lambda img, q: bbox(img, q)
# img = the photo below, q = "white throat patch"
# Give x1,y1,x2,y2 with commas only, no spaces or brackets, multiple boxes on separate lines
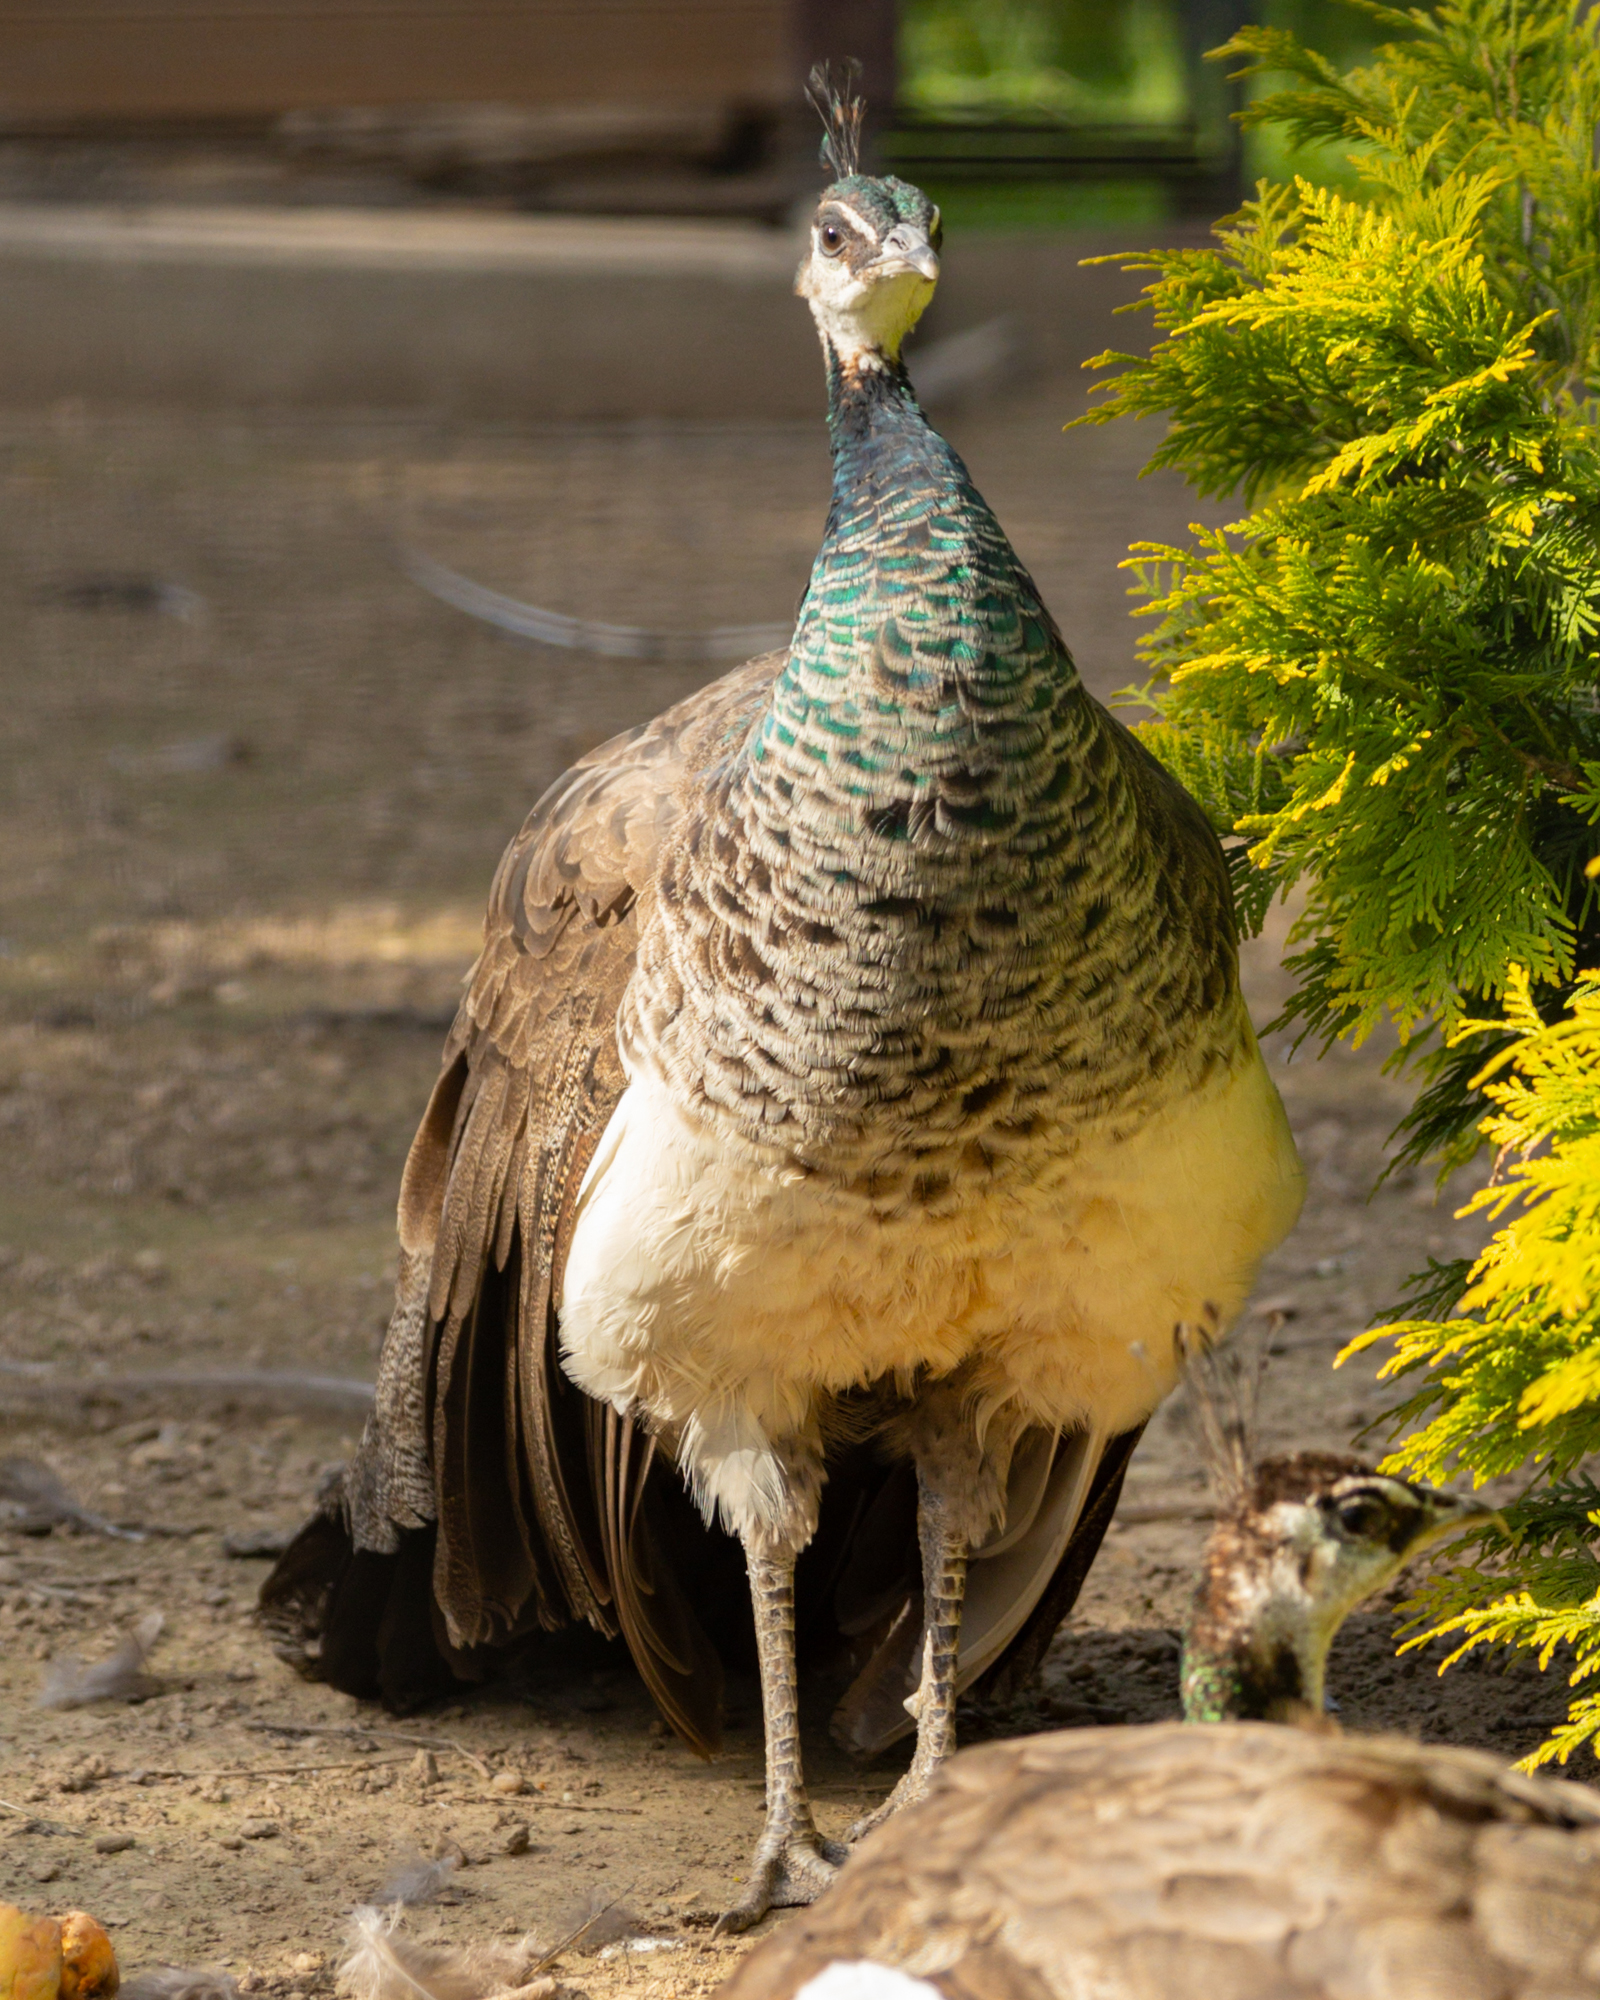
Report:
795,206,936,368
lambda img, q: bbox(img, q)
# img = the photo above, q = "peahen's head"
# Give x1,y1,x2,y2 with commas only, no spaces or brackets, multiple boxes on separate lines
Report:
797,66,941,371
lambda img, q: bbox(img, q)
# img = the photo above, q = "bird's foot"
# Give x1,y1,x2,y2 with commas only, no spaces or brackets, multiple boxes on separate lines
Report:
714,1822,847,1935
847,1763,937,1844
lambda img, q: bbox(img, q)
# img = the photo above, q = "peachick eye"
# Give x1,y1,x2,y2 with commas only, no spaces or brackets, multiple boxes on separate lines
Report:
821,224,843,252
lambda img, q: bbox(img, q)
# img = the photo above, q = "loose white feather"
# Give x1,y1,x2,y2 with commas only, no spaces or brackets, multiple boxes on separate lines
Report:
337,1910,549,2000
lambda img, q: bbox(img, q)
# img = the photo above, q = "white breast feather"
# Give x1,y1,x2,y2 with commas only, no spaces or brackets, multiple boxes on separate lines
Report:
557,1025,1303,1543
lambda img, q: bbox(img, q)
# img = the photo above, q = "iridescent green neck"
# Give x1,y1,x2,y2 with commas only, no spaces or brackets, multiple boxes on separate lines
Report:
817,343,975,539
769,340,1073,737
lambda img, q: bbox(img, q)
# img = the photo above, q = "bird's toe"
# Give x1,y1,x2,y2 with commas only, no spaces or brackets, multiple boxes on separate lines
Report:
714,1826,843,1934
849,1769,934,1844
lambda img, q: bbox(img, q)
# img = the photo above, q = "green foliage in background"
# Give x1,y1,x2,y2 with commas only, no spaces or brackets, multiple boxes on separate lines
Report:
906,180,1172,235
898,0,1186,124
1082,0,1600,1766
894,0,1382,230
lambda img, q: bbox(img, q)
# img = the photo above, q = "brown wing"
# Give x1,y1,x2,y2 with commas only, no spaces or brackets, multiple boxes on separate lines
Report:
319,651,784,1744
716,1724,1600,2000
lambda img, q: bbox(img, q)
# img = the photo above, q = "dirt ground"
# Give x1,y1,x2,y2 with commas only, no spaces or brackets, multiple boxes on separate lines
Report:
0,368,1585,1992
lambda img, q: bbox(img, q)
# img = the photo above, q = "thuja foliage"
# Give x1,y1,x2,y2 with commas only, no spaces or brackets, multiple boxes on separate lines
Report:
1344,968,1600,1768
1082,0,1600,1766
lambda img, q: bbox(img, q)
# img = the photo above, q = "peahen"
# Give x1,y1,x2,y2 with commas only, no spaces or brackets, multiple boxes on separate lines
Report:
712,1371,1600,2000
260,74,1305,1929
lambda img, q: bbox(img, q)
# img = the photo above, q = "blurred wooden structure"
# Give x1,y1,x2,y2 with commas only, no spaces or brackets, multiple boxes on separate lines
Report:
0,0,1235,217
0,0,899,216
0,2,790,125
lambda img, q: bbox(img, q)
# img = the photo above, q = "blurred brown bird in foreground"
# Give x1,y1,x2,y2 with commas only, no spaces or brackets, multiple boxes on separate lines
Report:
713,1721,1600,2000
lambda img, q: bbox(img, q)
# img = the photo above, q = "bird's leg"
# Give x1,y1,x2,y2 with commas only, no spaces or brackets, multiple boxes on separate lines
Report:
848,1468,969,1840
715,1535,846,1935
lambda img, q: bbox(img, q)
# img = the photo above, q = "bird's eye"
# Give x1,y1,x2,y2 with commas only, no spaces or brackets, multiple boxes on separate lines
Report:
1336,1497,1385,1538
820,223,844,255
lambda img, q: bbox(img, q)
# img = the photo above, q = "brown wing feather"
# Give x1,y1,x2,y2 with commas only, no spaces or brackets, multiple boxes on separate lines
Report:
322,651,784,1729
431,1236,550,1642
979,1424,1144,1700
591,1400,728,1756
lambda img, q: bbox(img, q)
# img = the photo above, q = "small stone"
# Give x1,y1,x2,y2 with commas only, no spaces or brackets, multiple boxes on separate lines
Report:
490,1770,525,1796
94,1833,136,1854
239,1818,279,1841
223,1528,292,1560
32,1858,63,1882
410,1749,438,1783
218,1835,245,1851
59,1759,108,1796
289,1953,323,1976
502,1823,531,1856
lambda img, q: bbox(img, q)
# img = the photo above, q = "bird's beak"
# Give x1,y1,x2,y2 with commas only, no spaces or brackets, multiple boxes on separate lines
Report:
1402,1481,1498,1555
873,224,940,284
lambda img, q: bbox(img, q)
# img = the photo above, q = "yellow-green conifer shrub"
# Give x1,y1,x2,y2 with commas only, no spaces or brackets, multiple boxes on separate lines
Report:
1086,0,1600,1765
1346,965,1600,1768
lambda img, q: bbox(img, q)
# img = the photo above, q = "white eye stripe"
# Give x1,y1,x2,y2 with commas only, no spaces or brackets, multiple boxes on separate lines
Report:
820,205,875,242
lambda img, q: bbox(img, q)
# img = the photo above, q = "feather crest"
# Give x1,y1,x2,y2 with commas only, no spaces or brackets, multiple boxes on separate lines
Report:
1177,1319,1271,1513
807,60,865,180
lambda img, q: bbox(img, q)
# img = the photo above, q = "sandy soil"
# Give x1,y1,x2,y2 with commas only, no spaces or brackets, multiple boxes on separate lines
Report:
0,381,1582,1993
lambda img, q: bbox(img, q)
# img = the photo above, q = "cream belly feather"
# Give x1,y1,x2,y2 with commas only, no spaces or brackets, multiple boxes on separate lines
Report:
557,1001,1304,1550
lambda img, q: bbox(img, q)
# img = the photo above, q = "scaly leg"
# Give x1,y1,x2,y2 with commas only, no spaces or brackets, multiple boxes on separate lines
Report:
716,1538,845,1934
849,1469,968,1841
